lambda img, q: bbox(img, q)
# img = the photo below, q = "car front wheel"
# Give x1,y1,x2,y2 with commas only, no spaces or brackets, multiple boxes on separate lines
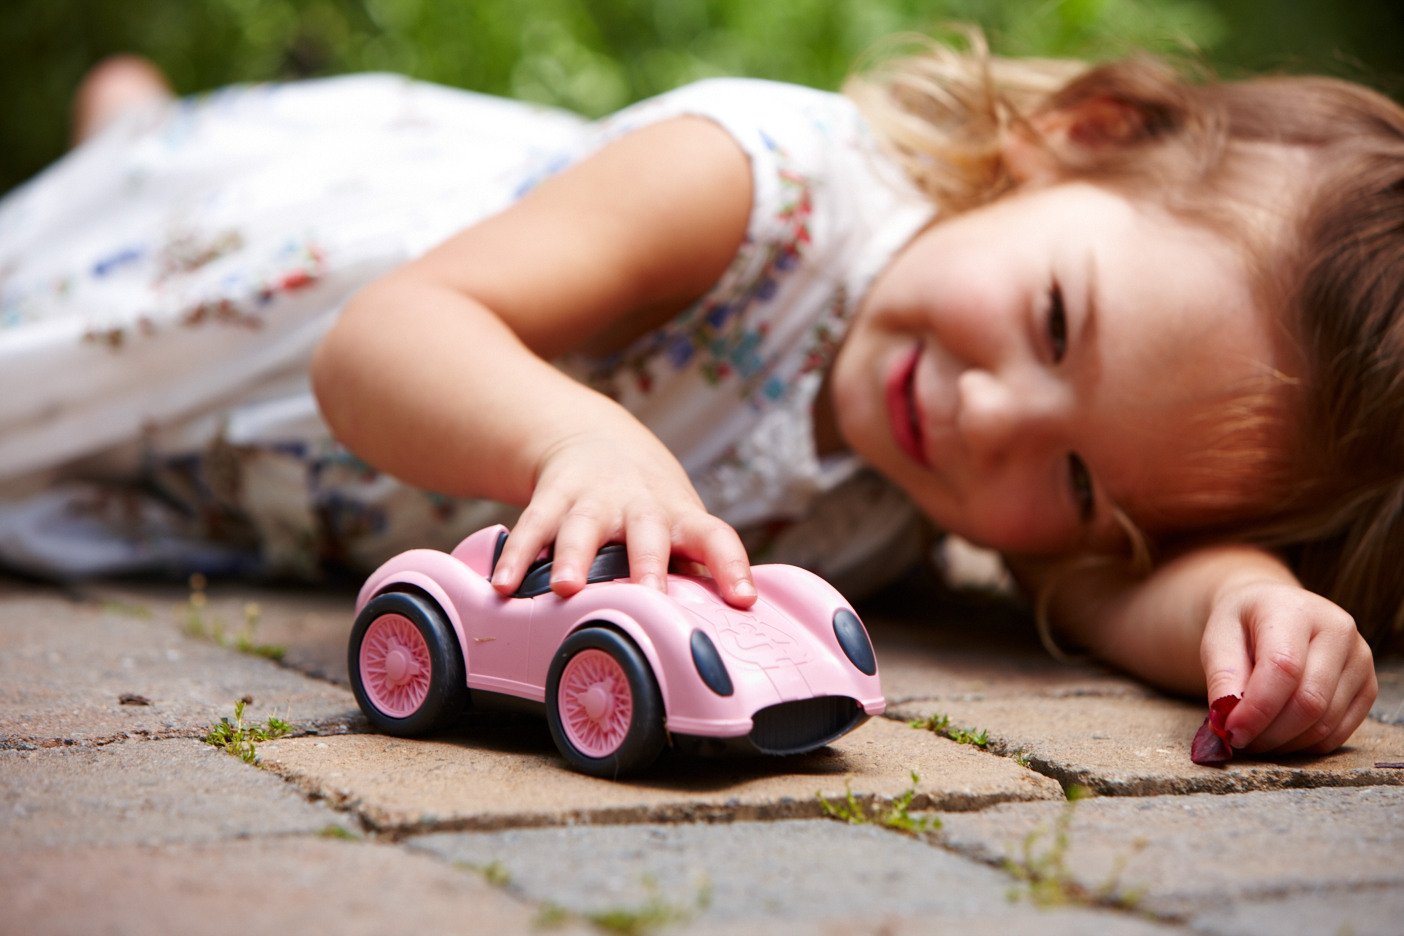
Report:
546,627,665,777
349,591,468,736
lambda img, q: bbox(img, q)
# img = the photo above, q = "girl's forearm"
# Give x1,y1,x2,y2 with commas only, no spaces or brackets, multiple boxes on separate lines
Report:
1039,545,1301,695
312,272,640,504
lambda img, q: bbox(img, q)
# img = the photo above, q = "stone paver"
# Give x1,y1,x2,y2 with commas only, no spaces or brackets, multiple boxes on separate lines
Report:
866,605,1154,705
1,838,590,936
258,714,1061,833
0,589,358,746
4,576,1402,935
409,819,1183,935
867,597,1404,796
87,580,358,686
934,786,1404,932
1372,653,1404,725
1191,885,1404,936
1,738,353,848
890,695,1404,795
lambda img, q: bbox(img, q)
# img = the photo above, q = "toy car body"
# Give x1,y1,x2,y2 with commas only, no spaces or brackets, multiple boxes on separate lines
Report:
348,524,886,777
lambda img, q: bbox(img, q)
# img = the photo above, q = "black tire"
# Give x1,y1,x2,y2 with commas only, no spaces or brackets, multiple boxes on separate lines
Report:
348,591,468,736
545,627,666,777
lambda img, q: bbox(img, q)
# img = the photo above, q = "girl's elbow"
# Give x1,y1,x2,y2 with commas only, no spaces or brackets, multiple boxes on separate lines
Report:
310,297,372,448
309,334,342,429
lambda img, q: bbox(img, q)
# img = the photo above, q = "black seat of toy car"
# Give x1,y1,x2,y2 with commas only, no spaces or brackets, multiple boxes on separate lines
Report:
491,531,632,598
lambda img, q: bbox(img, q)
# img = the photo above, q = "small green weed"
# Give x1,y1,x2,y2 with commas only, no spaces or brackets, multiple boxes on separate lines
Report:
532,877,709,935
587,898,688,936
950,726,990,747
319,824,359,841
101,598,152,619
202,699,293,764
183,575,286,661
910,712,950,733
909,713,990,748
1003,786,1145,910
463,860,511,888
818,771,940,834
533,903,572,929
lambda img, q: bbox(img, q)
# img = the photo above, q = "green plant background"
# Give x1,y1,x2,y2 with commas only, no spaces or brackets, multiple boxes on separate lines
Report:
3,0,1400,195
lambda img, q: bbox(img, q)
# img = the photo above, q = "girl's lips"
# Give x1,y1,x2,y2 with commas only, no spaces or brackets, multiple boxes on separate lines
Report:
885,344,928,467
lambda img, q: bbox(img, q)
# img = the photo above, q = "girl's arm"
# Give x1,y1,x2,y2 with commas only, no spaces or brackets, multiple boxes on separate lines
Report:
1027,544,1377,755
311,116,758,606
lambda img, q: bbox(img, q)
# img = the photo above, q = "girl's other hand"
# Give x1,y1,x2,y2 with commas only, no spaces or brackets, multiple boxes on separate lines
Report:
488,432,756,609
1201,579,1376,756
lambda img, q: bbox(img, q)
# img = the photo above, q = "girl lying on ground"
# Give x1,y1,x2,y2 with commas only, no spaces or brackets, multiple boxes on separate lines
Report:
2,33,1397,759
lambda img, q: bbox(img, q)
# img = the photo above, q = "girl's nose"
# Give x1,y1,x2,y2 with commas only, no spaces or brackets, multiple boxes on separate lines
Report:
956,368,1067,465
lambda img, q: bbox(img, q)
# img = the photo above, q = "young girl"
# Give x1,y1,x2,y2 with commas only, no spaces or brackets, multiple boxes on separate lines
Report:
2,37,1396,759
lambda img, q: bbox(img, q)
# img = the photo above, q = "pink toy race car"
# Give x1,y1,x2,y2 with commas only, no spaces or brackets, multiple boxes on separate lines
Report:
348,524,885,778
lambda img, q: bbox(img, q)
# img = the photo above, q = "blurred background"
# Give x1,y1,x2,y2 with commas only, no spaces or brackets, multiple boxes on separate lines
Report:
3,0,1400,196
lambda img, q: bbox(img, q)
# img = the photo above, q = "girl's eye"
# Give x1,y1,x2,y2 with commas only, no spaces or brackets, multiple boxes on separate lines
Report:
1047,283,1068,363
1068,452,1094,522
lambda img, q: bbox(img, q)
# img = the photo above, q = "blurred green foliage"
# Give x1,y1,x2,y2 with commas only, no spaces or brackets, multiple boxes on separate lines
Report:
2,0,1399,195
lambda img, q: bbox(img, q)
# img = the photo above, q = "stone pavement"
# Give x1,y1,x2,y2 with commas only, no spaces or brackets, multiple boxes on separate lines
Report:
3,574,1402,935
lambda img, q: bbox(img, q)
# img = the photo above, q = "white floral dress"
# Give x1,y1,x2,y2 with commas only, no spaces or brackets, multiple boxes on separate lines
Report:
0,74,938,594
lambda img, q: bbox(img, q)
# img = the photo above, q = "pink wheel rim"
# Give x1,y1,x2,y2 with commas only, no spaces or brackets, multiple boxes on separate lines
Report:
359,613,432,717
558,648,633,758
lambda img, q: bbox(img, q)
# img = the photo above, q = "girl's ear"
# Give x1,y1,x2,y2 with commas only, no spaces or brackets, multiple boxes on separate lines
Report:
1004,95,1163,184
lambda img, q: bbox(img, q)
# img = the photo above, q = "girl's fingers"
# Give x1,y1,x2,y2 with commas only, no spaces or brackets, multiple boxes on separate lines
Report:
1225,618,1309,750
491,489,751,607
1305,672,1378,755
1200,606,1253,709
1278,640,1375,755
622,511,674,592
1244,628,1349,753
549,507,615,597
490,508,557,595
682,514,755,608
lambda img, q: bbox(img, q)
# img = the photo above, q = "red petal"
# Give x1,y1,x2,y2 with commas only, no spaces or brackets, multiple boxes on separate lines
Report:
1208,694,1239,741
1190,694,1241,766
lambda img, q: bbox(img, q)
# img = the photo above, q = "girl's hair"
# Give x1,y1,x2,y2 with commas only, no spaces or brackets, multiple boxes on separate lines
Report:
846,32,1404,650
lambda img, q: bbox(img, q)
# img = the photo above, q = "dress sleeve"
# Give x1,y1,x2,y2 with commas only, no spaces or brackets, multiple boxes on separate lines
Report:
576,78,931,312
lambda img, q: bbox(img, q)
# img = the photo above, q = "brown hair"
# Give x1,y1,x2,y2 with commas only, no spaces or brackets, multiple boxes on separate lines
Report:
847,33,1404,649
1238,83,1404,650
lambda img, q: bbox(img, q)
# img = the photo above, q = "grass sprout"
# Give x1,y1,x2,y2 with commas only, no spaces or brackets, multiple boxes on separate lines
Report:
183,574,286,661
909,712,990,748
818,771,940,834
1003,786,1145,910
202,698,293,764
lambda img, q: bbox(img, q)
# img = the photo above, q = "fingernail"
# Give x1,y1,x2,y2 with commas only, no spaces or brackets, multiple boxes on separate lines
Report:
640,573,662,590
735,579,756,598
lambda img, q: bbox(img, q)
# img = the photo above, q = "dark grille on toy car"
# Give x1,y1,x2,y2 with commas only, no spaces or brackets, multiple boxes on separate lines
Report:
748,697,864,755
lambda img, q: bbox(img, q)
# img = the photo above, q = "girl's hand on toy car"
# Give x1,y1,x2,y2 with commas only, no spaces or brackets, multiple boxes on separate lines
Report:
489,430,757,608
1201,577,1376,756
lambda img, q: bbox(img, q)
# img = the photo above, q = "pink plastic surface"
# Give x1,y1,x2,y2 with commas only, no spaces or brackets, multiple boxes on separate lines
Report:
356,524,886,746
556,648,634,757
358,612,432,717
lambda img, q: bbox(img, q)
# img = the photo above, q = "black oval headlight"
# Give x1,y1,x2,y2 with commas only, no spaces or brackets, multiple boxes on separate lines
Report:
690,629,734,696
832,609,877,676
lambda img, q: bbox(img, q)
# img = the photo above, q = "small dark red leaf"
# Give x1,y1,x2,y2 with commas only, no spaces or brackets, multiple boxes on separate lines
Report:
1190,694,1240,766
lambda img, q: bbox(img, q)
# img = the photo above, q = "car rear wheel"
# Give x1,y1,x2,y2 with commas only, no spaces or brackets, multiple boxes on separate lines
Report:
349,591,467,736
546,627,665,777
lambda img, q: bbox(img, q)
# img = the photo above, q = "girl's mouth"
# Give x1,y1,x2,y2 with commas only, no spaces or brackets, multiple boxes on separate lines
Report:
886,344,928,467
